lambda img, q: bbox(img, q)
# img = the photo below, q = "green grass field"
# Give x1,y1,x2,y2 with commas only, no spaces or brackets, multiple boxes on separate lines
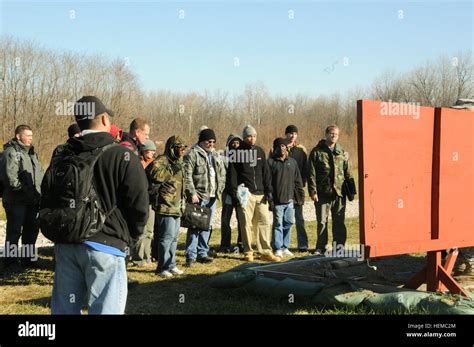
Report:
0,218,375,315
0,200,6,221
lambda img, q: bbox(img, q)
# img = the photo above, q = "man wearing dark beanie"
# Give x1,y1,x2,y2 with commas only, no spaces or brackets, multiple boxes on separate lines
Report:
284,124,309,252
198,128,216,143
183,127,226,266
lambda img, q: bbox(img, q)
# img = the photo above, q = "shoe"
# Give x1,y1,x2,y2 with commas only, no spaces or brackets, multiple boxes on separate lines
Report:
170,267,184,275
158,270,173,278
261,253,281,262
137,261,155,269
282,249,294,257
208,249,218,258
185,258,196,268
454,261,474,276
274,250,283,258
244,253,254,262
232,246,241,254
297,248,308,253
197,256,214,264
313,250,324,256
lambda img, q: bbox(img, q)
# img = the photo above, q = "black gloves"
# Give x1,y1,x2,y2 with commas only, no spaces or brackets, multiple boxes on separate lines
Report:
263,192,274,211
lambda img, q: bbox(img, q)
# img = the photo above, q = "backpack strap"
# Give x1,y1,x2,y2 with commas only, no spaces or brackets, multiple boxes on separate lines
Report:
90,142,120,217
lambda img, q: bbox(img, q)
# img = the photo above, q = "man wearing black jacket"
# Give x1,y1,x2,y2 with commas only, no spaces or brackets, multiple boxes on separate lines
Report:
268,138,304,258
227,125,281,262
50,96,149,314
284,125,309,252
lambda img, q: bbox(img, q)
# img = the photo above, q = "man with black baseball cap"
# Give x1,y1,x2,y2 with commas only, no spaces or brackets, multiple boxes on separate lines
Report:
48,96,149,314
74,95,115,122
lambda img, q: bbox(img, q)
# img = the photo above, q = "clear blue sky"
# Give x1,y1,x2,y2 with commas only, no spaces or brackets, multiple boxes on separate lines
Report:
1,0,472,96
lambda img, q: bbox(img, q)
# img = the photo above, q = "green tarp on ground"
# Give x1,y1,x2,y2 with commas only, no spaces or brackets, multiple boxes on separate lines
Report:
209,265,474,314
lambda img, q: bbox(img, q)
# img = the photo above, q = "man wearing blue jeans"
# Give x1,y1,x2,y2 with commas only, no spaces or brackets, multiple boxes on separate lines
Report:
52,243,128,314
147,135,188,278
185,198,217,262
272,201,296,257
48,96,149,314
183,128,226,267
268,138,304,258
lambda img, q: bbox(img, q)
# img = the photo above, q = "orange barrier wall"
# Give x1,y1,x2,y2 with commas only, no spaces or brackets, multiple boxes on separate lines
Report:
357,100,473,257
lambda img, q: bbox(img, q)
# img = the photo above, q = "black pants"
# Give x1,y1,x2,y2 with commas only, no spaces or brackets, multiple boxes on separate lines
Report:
3,202,40,265
220,200,243,249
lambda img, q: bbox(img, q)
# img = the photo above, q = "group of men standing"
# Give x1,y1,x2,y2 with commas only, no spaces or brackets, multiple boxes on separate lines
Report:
0,95,354,314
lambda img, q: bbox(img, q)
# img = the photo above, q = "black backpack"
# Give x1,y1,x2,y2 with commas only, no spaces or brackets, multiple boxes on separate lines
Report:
39,142,117,243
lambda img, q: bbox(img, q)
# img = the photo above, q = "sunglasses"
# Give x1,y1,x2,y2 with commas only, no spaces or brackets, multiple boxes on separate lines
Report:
206,140,216,144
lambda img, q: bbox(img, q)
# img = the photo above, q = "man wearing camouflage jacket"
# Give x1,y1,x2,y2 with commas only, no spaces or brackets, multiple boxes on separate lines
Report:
147,135,188,278
308,125,353,255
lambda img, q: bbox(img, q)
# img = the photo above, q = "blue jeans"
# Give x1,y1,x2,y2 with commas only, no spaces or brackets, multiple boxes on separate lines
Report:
272,202,295,251
154,214,180,271
51,244,127,314
3,202,39,265
185,198,216,260
294,204,308,250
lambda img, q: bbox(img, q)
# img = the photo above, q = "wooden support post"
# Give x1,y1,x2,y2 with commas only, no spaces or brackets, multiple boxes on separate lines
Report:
404,250,470,298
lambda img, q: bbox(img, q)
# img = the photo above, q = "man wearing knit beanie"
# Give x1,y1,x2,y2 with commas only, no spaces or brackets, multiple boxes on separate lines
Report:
198,128,216,143
242,124,257,138
227,125,281,262
284,125,309,252
183,128,226,267
268,137,304,258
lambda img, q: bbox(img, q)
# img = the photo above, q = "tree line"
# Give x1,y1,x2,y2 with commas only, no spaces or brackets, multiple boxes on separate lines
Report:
1,36,472,166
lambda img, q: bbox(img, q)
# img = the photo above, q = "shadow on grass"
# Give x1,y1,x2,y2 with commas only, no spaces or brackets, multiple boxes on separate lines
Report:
0,247,55,287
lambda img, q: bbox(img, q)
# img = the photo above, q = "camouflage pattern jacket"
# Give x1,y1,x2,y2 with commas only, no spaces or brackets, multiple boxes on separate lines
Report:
308,140,352,199
147,136,185,217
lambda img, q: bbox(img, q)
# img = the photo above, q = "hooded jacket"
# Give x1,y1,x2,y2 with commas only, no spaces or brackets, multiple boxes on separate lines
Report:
147,136,185,217
1,138,44,205
268,154,304,205
47,132,149,250
120,132,139,155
